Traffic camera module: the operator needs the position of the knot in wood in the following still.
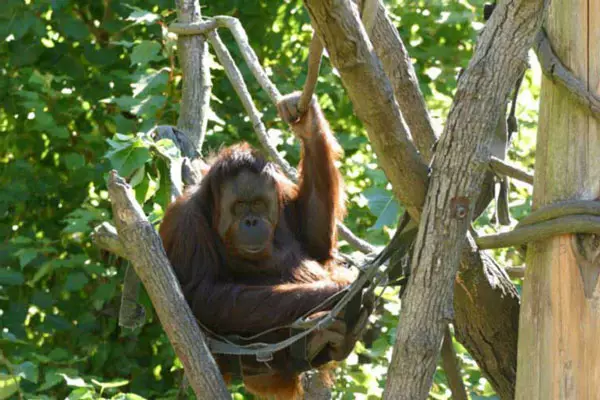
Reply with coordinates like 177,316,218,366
451,197,470,220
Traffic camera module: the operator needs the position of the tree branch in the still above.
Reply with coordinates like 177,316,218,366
367,0,438,162
174,0,212,150
534,29,600,119
304,0,429,221
440,327,468,400
383,0,546,398
490,156,534,185
107,171,229,398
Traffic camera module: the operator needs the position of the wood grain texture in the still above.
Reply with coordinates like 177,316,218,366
381,0,545,397
304,0,429,221
516,1,600,398
175,0,211,151
107,172,229,399
304,1,523,396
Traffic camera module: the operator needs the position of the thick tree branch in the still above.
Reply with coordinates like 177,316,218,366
454,238,520,398
107,171,229,398
175,0,212,151
367,0,438,161
303,0,429,221
383,1,546,398
304,0,524,397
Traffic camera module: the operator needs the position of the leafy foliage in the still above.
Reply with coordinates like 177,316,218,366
0,0,539,399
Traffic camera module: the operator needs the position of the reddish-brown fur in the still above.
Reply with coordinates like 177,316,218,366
159,96,354,399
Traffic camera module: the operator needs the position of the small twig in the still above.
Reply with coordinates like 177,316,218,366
169,20,218,35
92,222,127,259
440,327,468,400
476,215,600,249
297,34,324,114
337,222,376,253
170,18,281,103
489,156,534,185
534,29,600,119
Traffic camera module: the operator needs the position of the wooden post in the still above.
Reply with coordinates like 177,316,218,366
516,1,600,398
175,0,212,151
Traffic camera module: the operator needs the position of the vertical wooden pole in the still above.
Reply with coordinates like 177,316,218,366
516,0,600,398
175,0,212,151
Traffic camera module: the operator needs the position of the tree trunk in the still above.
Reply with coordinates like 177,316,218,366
304,1,524,397
515,0,600,398
383,0,546,398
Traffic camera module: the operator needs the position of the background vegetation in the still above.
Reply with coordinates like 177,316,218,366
0,0,539,398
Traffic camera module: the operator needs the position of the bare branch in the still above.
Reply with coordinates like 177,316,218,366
490,157,534,185
505,267,525,279
107,170,229,398
477,215,600,250
298,34,324,114
534,30,600,119
174,0,212,151
304,0,429,221
92,222,127,259
440,327,468,400
368,0,437,162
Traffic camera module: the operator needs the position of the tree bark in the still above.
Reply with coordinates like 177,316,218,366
175,0,211,150
382,1,545,398
367,0,437,161
304,1,524,397
515,1,600,398
303,0,429,221
454,237,520,399
107,171,229,399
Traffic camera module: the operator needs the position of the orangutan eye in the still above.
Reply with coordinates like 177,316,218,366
233,201,246,215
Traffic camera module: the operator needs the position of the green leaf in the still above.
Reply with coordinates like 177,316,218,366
15,361,38,383
153,139,181,160
0,269,25,286
48,348,70,361
8,13,34,40
0,374,19,400
106,139,152,179
60,17,89,40
112,394,147,400
37,369,63,392
132,68,169,98
66,387,95,400
91,378,129,389
129,164,146,188
30,262,55,285
64,272,89,292
363,188,401,230
64,153,86,170
125,5,160,25
16,248,38,268
61,374,92,388
130,41,163,66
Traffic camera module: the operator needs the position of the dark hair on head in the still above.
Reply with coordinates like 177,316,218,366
190,143,278,219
